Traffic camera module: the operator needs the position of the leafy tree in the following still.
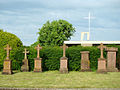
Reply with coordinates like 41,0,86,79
0,29,23,49
38,20,75,46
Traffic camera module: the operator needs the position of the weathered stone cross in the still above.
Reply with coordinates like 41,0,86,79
35,44,42,58
4,44,12,60
23,48,29,59
98,43,106,59
60,44,68,57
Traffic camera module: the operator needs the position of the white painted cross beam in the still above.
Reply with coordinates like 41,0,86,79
83,12,95,40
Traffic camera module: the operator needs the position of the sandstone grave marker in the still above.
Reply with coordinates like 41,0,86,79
2,44,13,75
34,44,42,72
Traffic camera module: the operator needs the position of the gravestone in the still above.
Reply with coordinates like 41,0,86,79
60,44,68,73
97,43,107,73
34,44,42,72
106,47,118,72
80,51,91,71
21,48,29,72
2,44,13,75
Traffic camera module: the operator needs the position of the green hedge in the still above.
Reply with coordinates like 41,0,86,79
0,45,120,71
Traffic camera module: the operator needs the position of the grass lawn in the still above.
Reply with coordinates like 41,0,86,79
0,71,120,88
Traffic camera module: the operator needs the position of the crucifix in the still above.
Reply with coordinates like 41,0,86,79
84,12,95,40
98,43,106,59
4,44,12,60
35,44,42,58
60,44,68,57
23,48,29,59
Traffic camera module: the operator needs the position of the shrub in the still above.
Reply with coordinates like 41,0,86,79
0,45,120,71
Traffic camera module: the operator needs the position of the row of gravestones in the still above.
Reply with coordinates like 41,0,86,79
2,43,119,75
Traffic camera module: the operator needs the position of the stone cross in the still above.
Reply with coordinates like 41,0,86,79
60,44,68,57
4,44,12,60
98,43,106,59
35,44,42,58
23,48,29,59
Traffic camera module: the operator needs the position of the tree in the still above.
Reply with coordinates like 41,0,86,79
0,29,23,49
38,20,75,46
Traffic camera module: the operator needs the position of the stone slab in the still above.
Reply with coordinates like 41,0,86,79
80,51,91,71
106,47,118,72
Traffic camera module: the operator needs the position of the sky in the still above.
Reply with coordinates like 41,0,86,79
0,0,120,46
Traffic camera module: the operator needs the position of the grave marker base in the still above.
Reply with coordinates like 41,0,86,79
97,58,107,74
2,60,13,75
107,68,118,72
59,57,68,74
34,58,42,72
21,59,29,72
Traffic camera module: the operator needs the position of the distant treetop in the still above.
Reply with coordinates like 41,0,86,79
0,29,23,49
38,19,75,46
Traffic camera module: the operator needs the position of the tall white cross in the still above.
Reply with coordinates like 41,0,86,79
84,12,95,40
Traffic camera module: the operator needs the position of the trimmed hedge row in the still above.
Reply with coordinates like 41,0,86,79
0,45,120,71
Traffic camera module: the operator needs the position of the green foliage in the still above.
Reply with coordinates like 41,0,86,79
0,29,23,49
1,45,120,71
38,20,75,46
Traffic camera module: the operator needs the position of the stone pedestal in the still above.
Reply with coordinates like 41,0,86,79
21,59,29,72
34,58,42,72
2,60,12,75
80,51,91,71
97,58,107,73
106,47,118,72
59,57,68,73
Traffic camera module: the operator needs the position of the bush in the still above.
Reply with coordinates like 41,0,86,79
0,30,23,49
0,45,120,71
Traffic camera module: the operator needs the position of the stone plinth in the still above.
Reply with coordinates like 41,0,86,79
80,51,91,71
59,57,68,73
97,58,107,73
2,60,12,75
34,58,42,72
21,59,29,72
106,47,118,72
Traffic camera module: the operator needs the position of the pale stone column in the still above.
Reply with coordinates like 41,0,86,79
106,47,118,72
80,51,91,71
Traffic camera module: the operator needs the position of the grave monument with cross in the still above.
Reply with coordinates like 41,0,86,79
2,44,13,75
21,48,29,72
97,43,107,73
34,44,43,72
60,44,68,73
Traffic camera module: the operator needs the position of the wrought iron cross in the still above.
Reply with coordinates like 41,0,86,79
35,44,42,58
98,43,106,59
4,44,12,60
23,48,29,59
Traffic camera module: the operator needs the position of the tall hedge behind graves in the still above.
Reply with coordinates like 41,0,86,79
0,45,120,71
